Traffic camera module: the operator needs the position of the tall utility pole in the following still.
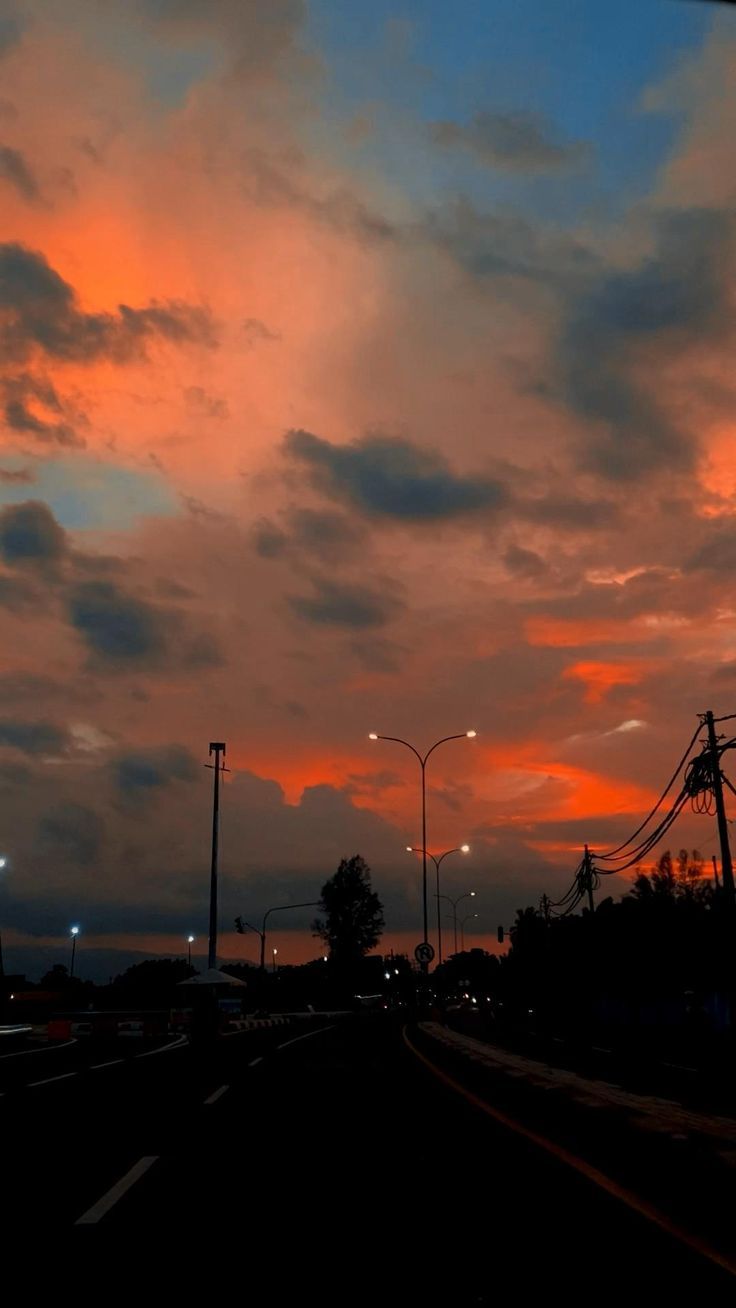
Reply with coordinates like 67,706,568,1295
704,711,735,911
582,844,595,915
206,742,227,969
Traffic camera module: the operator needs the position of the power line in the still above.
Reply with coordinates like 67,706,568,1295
595,723,701,861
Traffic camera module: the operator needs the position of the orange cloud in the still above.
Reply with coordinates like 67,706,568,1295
563,659,653,703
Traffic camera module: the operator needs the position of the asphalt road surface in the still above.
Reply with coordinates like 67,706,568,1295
2,1016,734,1301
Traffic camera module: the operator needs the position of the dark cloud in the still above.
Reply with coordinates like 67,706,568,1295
430,110,590,173
0,144,40,202
1,372,83,445
68,581,165,661
252,518,288,558
0,717,69,755
253,507,363,563
36,801,103,867
684,521,736,573
561,208,733,479
113,745,198,795
288,576,403,628
504,544,548,579
0,499,67,565
423,198,597,286
67,578,223,670
284,429,505,520
0,242,216,364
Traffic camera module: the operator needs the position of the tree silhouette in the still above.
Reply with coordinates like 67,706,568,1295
39,963,75,990
312,855,385,968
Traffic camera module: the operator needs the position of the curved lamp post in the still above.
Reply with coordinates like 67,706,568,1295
438,891,477,955
460,911,479,952
235,901,319,971
369,731,477,964
406,844,470,965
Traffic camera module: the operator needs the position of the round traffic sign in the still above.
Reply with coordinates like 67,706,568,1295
414,941,435,965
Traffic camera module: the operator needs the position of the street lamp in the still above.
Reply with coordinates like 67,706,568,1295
460,912,479,952
438,891,476,955
69,925,80,980
406,844,470,966
235,901,319,971
369,730,477,963
187,935,195,968
272,948,278,974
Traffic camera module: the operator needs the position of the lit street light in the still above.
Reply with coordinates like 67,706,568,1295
406,844,470,966
369,730,477,965
438,891,476,955
460,912,479,952
187,935,195,968
69,925,80,980
272,948,278,974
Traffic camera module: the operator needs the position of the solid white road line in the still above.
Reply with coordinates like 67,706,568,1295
91,1058,126,1070
248,1056,263,1067
204,1083,229,1106
74,1156,159,1226
0,1037,77,1061
275,1024,336,1052
27,1071,78,1088
135,1034,188,1059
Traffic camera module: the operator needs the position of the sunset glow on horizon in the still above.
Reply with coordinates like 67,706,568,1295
2,0,735,977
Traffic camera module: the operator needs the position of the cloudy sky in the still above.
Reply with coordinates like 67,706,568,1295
2,0,736,980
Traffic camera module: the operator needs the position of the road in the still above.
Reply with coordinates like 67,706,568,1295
2,1016,735,1299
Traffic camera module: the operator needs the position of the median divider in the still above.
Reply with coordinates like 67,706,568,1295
221,1016,291,1034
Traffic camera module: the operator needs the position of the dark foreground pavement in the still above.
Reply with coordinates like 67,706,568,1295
3,1016,735,1300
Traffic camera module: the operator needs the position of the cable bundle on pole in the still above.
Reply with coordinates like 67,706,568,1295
544,713,736,918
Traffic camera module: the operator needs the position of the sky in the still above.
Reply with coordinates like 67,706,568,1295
2,0,736,981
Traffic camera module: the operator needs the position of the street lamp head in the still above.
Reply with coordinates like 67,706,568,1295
460,844,470,854
70,925,80,936
187,935,195,944
0,856,7,869
368,732,379,741
470,891,476,897
466,730,477,738
406,845,414,853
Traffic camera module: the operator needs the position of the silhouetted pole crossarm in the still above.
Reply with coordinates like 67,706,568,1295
205,742,228,969
704,711,735,911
